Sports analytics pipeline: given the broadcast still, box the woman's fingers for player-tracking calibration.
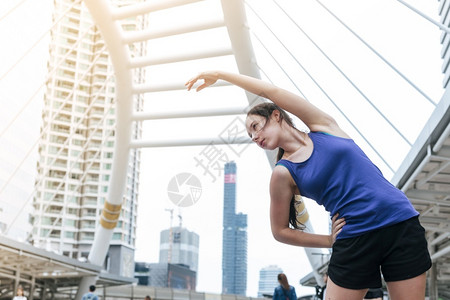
[185,76,199,91]
[185,76,206,92]
[196,83,207,92]
[186,71,219,92]
[333,215,345,231]
[330,213,345,245]
[332,213,338,223]
[333,219,344,234]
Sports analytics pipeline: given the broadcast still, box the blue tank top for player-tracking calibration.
[276,132,418,239]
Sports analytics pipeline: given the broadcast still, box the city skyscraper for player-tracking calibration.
[159,224,200,273]
[135,222,199,290]
[258,265,283,297]
[222,161,248,296]
[31,0,146,277]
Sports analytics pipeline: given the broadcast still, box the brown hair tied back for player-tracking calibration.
[277,273,290,290]
[247,103,302,230]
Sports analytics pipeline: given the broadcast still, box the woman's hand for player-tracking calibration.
[329,213,345,247]
[185,71,219,92]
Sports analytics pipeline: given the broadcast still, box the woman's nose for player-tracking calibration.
[252,133,259,142]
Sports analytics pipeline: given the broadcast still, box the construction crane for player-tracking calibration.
[165,208,174,264]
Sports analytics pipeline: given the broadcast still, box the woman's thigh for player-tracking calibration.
[386,272,427,300]
[325,277,368,300]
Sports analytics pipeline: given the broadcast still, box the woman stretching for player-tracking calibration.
[185,71,431,300]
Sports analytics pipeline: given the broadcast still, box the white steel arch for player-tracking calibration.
[78,0,323,297]
[76,0,134,297]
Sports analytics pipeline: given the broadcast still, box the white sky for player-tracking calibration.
[0,0,445,298]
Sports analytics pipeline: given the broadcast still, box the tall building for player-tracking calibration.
[222,161,248,296]
[258,265,283,297]
[159,225,200,273]
[31,0,146,277]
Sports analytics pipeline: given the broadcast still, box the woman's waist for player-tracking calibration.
[336,208,419,239]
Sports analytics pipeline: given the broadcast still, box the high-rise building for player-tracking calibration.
[258,265,283,297]
[31,0,146,277]
[222,161,248,296]
[159,225,200,273]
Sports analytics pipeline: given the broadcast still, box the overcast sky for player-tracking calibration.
[0,0,445,297]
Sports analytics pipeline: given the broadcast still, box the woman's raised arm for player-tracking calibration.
[186,70,348,137]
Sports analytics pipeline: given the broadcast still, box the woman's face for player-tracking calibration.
[246,112,280,150]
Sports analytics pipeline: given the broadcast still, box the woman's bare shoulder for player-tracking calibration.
[271,164,295,187]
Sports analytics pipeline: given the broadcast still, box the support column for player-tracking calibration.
[41,282,47,300]
[29,276,35,300]
[76,276,98,300]
[14,267,21,297]
[429,240,438,300]
[427,234,439,300]
[428,262,438,300]
[77,0,133,297]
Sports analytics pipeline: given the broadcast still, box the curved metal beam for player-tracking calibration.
[77,0,133,298]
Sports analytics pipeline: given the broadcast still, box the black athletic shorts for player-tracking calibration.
[328,216,432,289]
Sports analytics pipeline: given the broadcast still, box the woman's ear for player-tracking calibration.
[271,109,281,122]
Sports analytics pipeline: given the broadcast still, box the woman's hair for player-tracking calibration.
[277,273,290,290]
[16,286,24,296]
[247,103,302,230]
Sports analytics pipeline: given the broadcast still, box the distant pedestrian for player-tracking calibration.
[81,285,98,300]
[273,273,297,300]
[145,296,152,300]
[12,286,27,300]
